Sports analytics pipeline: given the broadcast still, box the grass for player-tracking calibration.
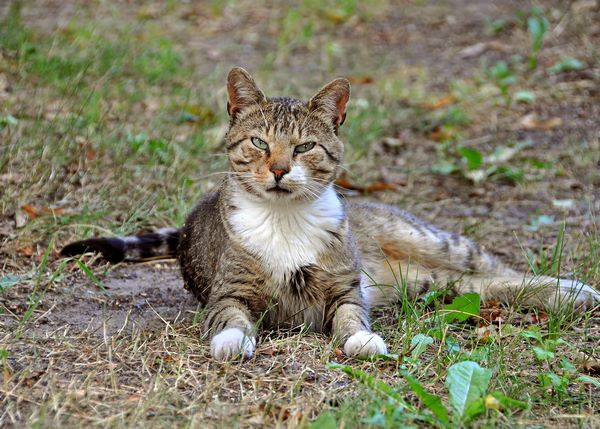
[1,0,599,427]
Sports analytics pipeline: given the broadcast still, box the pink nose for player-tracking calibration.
[271,168,288,182]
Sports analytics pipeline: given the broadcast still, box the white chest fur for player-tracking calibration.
[229,185,344,282]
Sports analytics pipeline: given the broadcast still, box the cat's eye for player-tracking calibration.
[294,142,316,154]
[251,137,269,150]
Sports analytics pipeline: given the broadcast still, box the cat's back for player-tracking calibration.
[178,190,227,303]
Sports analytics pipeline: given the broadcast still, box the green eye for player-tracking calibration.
[251,137,269,150]
[294,142,316,154]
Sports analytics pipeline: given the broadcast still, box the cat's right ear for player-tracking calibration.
[227,67,266,121]
[308,78,350,134]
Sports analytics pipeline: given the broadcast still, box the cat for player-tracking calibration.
[61,67,599,361]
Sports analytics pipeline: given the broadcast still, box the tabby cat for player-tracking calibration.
[62,67,599,361]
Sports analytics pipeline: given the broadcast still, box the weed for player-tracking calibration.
[526,9,549,70]
[486,60,517,105]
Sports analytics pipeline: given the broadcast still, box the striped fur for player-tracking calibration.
[60,228,179,262]
[61,67,599,361]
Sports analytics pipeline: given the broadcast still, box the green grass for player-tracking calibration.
[1,1,599,427]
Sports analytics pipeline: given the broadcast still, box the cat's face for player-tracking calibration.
[225,68,349,202]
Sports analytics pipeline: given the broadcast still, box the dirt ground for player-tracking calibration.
[1,0,599,427]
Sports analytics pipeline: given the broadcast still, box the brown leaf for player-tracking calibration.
[429,126,456,142]
[523,311,549,325]
[420,95,456,110]
[475,326,494,344]
[335,176,397,193]
[17,245,34,256]
[577,352,600,374]
[347,75,375,84]
[20,204,65,219]
[459,42,487,58]
[519,113,563,130]
[86,149,98,160]
[480,308,505,324]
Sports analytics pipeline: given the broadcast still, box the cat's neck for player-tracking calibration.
[226,181,345,281]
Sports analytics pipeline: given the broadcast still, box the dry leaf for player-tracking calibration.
[475,325,494,344]
[429,126,456,142]
[86,149,98,160]
[459,42,487,58]
[577,352,600,374]
[335,176,397,193]
[519,113,563,130]
[523,311,549,325]
[347,75,374,84]
[17,245,34,256]
[487,41,512,53]
[420,94,456,109]
[20,204,66,219]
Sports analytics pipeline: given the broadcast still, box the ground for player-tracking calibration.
[0,0,599,427]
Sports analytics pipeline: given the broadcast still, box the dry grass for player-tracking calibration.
[1,0,599,427]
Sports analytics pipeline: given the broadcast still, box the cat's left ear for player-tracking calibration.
[308,78,350,133]
[227,67,266,121]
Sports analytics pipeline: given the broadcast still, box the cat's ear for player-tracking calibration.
[308,78,350,133]
[227,67,266,120]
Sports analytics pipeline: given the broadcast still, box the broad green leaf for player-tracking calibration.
[576,375,600,388]
[443,293,480,323]
[488,392,529,410]
[514,90,535,103]
[0,274,24,291]
[558,358,577,373]
[521,328,543,342]
[446,337,461,354]
[410,334,434,361]
[432,161,458,175]
[310,412,337,429]
[402,371,449,424]
[539,372,568,391]
[532,346,554,362]
[457,146,483,170]
[463,397,486,422]
[549,58,584,73]
[446,361,492,420]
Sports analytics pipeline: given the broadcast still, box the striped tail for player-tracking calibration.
[60,228,180,262]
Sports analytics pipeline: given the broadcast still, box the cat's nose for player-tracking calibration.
[270,167,289,182]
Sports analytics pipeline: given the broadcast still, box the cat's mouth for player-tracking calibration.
[266,185,292,195]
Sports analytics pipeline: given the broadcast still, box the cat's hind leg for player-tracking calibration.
[362,258,599,311]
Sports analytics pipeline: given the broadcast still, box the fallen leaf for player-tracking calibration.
[17,245,34,256]
[480,308,505,324]
[487,41,512,53]
[577,352,600,374]
[335,176,397,193]
[86,149,98,160]
[429,126,456,142]
[475,326,494,344]
[523,311,549,325]
[20,204,66,219]
[347,75,374,84]
[519,113,562,130]
[459,42,487,58]
[420,95,456,110]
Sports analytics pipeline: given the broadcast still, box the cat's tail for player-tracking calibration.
[60,228,180,262]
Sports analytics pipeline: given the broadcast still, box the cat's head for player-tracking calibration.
[224,67,349,202]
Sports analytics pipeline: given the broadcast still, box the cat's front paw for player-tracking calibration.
[550,280,600,311]
[210,328,256,361]
[343,331,387,357]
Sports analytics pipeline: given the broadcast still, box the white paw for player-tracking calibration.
[343,330,387,357]
[210,328,256,361]
[550,279,600,310]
